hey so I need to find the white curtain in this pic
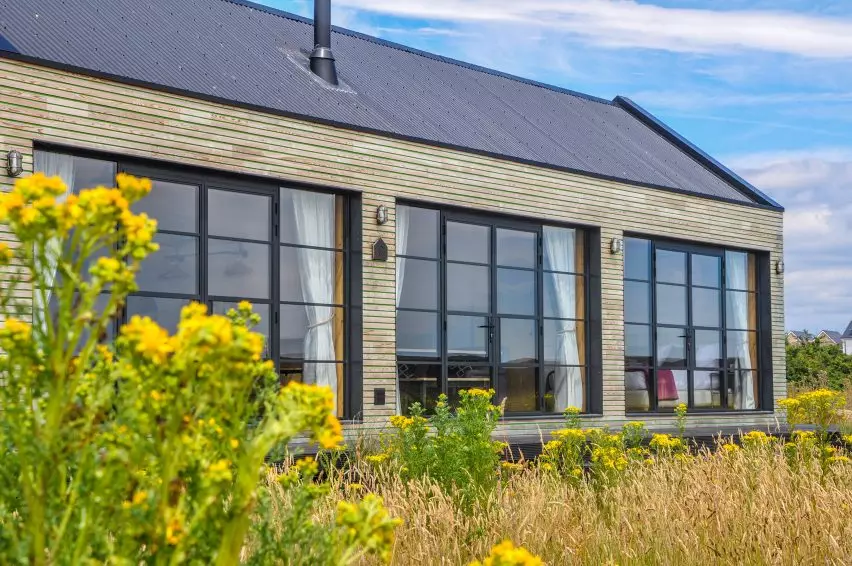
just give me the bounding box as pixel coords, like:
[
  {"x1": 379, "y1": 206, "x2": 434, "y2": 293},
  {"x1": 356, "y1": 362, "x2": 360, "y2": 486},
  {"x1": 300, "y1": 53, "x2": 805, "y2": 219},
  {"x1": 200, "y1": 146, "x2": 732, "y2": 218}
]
[
  {"x1": 32, "y1": 151, "x2": 75, "y2": 332},
  {"x1": 394, "y1": 204, "x2": 410, "y2": 414},
  {"x1": 543, "y1": 227, "x2": 583, "y2": 411},
  {"x1": 291, "y1": 190, "x2": 337, "y2": 404},
  {"x1": 727, "y1": 252, "x2": 755, "y2": 410}
]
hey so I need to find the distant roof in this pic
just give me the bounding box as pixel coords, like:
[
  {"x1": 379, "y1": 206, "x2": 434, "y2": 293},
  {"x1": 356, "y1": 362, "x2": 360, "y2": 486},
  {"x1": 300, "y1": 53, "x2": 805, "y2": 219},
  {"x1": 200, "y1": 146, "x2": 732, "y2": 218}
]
[
  {"x1": 844, "y1": 321, "x2": 852, "y2": 337},
  {"x1": 0, "y1": 0, "x2": 781, "y2": 209},
  {"x1": 819, "y1": 330, "x2": 843, "y2": 343},
  {"x1": 787, "y1": 330, "x2": 810, "y2": 339}
]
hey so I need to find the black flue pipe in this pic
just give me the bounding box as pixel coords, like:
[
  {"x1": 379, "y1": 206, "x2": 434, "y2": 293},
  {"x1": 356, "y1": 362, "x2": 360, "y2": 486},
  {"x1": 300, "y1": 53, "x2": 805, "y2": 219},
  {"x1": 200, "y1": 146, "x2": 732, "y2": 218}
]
[{"x1": 310, "y1": 0, "x2": 339, "y2": 85}]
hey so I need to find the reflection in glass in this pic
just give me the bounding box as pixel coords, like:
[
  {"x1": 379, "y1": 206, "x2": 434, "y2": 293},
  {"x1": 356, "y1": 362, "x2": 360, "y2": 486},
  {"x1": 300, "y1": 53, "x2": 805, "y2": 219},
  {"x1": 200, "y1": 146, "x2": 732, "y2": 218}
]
[
  {"x1": 624, "y1": 280, "x2": 650, "y2": 324},
  {"x1": 624, "y1": 369, "x2": 650, "y2": 412},
  {"x1": 279, "y1": 304, "x2": 343, "y2": 360},
  {"x1": 544, "y1": 366, "x2": 585, "y2": 413},
  {"x1": 447, "y1": 263, "x2": 489, "y2": 312},
  {"x1": 625, "y1": 238, "x2": 650, "y2": 280},
  {"x1": 656, "y1": 369, "x2": 687, "y2": 407},
  {"x1": 126, "y1": 296, "x2": 189, "y2": 334},
  {"x1": 500, "y1": 318, "x2": 536, "y2": 364},
  {"x1": 447, "y1": 316, "x2": 488, "y2": 360},
  {"x1": 133, "y1": 180, "x2": 198, "y2": 233},
  {"x1": 497, "y1": 268, "x2": 535, "y2": 316},
  {"x1": 397, "y1": 258, "x2": 438, "y2": 310},
  {"x1": 280, "y1": 246, "x2": 341, "y2": 303},
  {"x1": 137, "y1": 233, "x2": 198, "y2": 294},
  {"x1": 397, "y1": 205, "x2": 439, "y2": 259},
  {"x1": 395, "y1": 311, "x2": 438, "y2": 358},
  {"x1": 543, "y1": 319, "x2": 585, "y2": 366},
  {"x1": 499, "y1": 366, "x2": 538, "y2": 413},
  {"x1": 208, "y1": 239, "x2": 270, "y2": 300},
  {"x1": 447, "y1": 222, "x2": 490, "y2": 263},
  {"x1": 447, "y1": 365, "x2": 491, "y2": 406},
  {"x1": 213, "y1": 301, "x2": 270, "y2": 356},
  {"x1": 695, "y1": 330, "x2": 721, "y2": 368},
  {"x1": 692, "y1": 288, "x2": 721, "y2": 328},
  {"x1": 693, "y1": 370, "x2": 722, "y2": 408},
  {"x1": 208, "y1": 189, "x2": 270, "y2": 241},
  {"x1": 625, "y1": 324, "x2": 652, "y2": 366},
  {"x1": 656, "y1": 249, "x2": 687, "y2": 284},
  {"x1": 398, "y1": 363, "x2": 441, "y2": 414},
  {"x1": 544, "y1": 273, "x2": 583, "y2": 319},
  {"x1": 692, "y1": 254, "x2": 721, "y2": 288},
  {"x1": 497, "y1": 229, "x2": 536, "y2": 268},
  {"x1": 656, "y1": 284, "x2": 686, "y2": 325},
  {"x1": 657, "y1": 327, "x2": 686, "y2": 368}
]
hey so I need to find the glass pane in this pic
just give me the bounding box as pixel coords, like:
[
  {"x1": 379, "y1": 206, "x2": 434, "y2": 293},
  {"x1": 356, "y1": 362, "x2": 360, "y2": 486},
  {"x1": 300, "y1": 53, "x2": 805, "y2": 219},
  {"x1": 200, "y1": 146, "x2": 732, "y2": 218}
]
[
  {"x1": 398, "y1": 363, "x2": 441, "y2": 415},
  {"x1": 280, "y1": 246, "x2": 342, "y2": 304},
  {"x1": 397, "y1": 258, "x2": 438, "y2": 310},
  {"x1": 695, "y1": 330, "x2": 722, "y2": 368},
  {"x1": 71, "y1": 155, "x2": 117, "y2": 192},
  {"x1": 280, "y1": 187, "x2": 340, "y2": 249},
  {"x1": 692, "y1": 288, "x2": 721, "y2": 328},
  {"x1": 625, "y1": 324, "x2": 651, "y2": 366},
  {"x1": 624, "y1": 281, "x2": 650, "y2": 324},
  {"x1": 544, "y1": 319, "x2": 585, "y2": 366},
  {"x1": 725, "y1": 251, "x2": 756, "y2": 291},
  {"x1": 447, "y1": 316, "x2": 488, "y2": 361},
  {"x1": 625, "y1": 238, "x2": 650, "y2": 280},
  {"x1": 656, "y1": 284, "x2": 686, "y2": 325},
  {"x1": 447, "y1": 222, "x2": 489, "y2": 263},
  {"x1": 137, "y1": 233, "x2": 198, "y2": 294},
  {"x1": 656, "y1": 249, "x2": 686, "y2": 284},
  {"x1": 694, "y1": 370, "x2": 722, "y2": 408},
  {"x1": 126, "y1": 296, "x2": 189, "y2": 334},
  {"x1": 500, "y1": 318, "x2": 536, "y2": 364},
  {"x1": 692, "y1": 254, "x2": 721, "y2": 288},
  {"x1": 657, "y1": 327, "x2": 686, "y2": 368},
  {"x1": 499, "y1": 366, "x2": 538, "y2": 413},
  {"x1": 208, "y1": 189, "x2": 270, "y2": 241},
  {"x1": 279, "y1": 304, "x2": 343, "y2": 361},
  {"x1": 727, "y1": 331, "x2": 758, "y2": 369},
  {"x1": 447, "y1": 263, "x2": 489, "y2": 313},
  {"x1": 544, "y1": 366, "x2": 586, "y2": 413},
  {"x1": 543, "y1": 226, "x2": 583, "y2": 273},
  {"x1": 396, "y1": 311, "x2": 438, "y2": 358},
  {"x1": 133, "y1": 179, "x2": 198, "y2": 233},
  {"x1": 728, "y1": 370, "x2": 759, "y2": 410},
  {"x1": 447, "y1": 365, "x2": 491, "y2": 406},
  {"x1": 212, "y1": 301, "x2": 270, "y2": 357},
  {"x1": 544, "y1": 273, "x2": 584, "y2": 319},
  {"x1": 657, "y1": 369, "x2": 687, "y2": 407},
  {"x1": 497, "y1": 229, "x2": 536, "y2": 268},
  {"x1": 208, "y1": 239, "x2": 269, "y2": 300},
  {"x1": 397, "y1": 205, "x2": 438, "y2": 259},
  {"x1": 497, "y1": 268, "x2": 535, "y2": 316},
  {"x1": 726, "y1": 291, "x2": 757, "y2": 330},
  {"x1": 625, "y1": 369, "x2": 650, "y2": 412}
]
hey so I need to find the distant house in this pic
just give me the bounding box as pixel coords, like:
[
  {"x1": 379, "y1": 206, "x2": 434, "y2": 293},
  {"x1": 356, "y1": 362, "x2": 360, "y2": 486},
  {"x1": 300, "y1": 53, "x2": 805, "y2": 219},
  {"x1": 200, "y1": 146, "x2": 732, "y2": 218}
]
[
  {"x1": 786, "y1": 330, "x2": 812, "y2": 346},
  {"x1": 844, "y1": 322, "x2": 852, "y2": 355},
  {"x1": 817, "y1": 330, "x2": 844, "y2": 346},
  {"x1": 0, "y1": 0, "x2": 785, "y2": 437}
]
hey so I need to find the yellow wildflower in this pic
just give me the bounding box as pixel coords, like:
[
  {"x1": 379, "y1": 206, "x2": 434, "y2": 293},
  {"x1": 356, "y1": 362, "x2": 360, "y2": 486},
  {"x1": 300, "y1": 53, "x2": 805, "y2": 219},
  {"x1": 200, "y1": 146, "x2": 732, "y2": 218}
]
[
  {"x1": 230, "y1": 438, "x2": 240, "y2": 449},
  {"x1": 0, "y1": 243, "x2": 14, "y2": 265},
  {"x1": 121, "y1": 316, "x2": 173, "y2": 364},
  {"x1": 165, "y1": 517, "x2": 184, "y2": 546},
  {"x1": 132, "y1": 491, "x2": 148, "y2": 505},
  {"x1": 470, "y1": 540, "x2": 543, "y2": 566},
  {"x1": 317, "y1": 414, "x2": 344, "y2": 449},
  {"x1": 366, "y1": 453, "x2": 390, "y2": 465}
]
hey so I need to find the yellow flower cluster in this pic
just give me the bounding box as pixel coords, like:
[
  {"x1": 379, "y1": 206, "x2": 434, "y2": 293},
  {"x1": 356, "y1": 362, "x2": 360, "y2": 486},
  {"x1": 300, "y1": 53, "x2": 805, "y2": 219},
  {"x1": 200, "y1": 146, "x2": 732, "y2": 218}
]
[
  {"x1": 366, "y1": 453, "x2": 390, "y2": 465},
  {"x1": 551, "y1": 428, "x2": 586, "y2": 444},
  {"x1": 336, "y1": 494, "x2": 402, "y2": 564},
  {"x1": 0, "y1": 242, "x2": 14, "y2": 265},
  {"x1": 741, "y1": 430, "x2": 775, "y2": 448},
  {"x1": 721, "y1": 443, "x2": 741, "y2": 454},
  {"x1": 278, "y1": 381, "x2": 344, "y2": 450},
  {"x1": 591, "y1": 445, "x2": 628, "y2": 472},
  {"x1": 780, "y1": 389, "x2": 846, "y2": 428},
  {"x1": 844, "y1": 434, "x2": 852, "y2": 446},
  {"x1": 0, "y1": 318, "x2": 32, "y2": 344},
  {"x1": 649, "y1": 433, "x2": 685, "y2": 453},
  {"x1": 501, "y1": 462, "x2": 524, "y2": 473},
  {"x1": 469, "y1": 540, "x2": 543, "y2": 566},
  {"x1": 389, "y1": 414, "x2": 427, "y2": 431},
  {"x1": 464, "y1": 388, "x2": 496, "y2": 400},
  {"x1": 121, "y1": 316, "x2": 173, "y2": 364}
]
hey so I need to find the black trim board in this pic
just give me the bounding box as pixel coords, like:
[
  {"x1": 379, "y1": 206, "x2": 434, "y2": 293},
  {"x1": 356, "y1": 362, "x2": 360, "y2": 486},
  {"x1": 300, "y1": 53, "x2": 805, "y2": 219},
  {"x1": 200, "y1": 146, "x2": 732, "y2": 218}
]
[{"x1": 1, "y1": 50, "x2": 782, "y2": 213}]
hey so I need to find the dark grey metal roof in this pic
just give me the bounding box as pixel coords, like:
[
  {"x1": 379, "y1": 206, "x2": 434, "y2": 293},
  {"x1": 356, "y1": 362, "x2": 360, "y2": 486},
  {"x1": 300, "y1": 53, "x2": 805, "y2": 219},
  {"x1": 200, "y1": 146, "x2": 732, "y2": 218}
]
[
  {"x1": 843, "y1": 321, "x2": 852, "y2": 338},
  {"x1": 820, "y1": 330, "x2": 843, "y2": 343},
  {"x1": 0, "y1": 0, "x2": 781, "y2": 208}
]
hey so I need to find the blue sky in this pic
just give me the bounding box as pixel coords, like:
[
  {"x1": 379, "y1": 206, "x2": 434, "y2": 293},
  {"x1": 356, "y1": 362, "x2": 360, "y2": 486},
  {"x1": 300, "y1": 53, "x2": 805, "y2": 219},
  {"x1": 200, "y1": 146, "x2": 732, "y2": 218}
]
[{"x1": 264, "y1": 0, "x2": 852, "y2": 334}]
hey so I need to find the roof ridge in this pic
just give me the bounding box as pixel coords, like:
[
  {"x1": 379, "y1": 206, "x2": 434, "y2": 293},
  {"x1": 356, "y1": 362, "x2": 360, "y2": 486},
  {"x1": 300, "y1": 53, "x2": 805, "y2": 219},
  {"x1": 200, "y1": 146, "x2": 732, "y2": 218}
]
[{"x1": 219, "y1": 0, "x2": 613, "y2": 105}]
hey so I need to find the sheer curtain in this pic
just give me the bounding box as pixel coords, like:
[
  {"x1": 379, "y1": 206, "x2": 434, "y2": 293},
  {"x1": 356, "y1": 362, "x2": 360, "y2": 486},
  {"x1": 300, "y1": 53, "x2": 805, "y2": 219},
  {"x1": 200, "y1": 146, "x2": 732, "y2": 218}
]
[
  {"x1": 394, "y1": 204, "x2": 410, "y2": 414},
  {"x1": 727, "y1": 253, "x2": 755, "y2": 410},
  {"x1": 292, "y1": 190, "x2": 337, "y2": 404},
  {"x1": 543, "y1": 227, "x2": 582, "y2": 411},
  {"x1": 32, "y1": 151, "x2": 75, "y2": 332}
]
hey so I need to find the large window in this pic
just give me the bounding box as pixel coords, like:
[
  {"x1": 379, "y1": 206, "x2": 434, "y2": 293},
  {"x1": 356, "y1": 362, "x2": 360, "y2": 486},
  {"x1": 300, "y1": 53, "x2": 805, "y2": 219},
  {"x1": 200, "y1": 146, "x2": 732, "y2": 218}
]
[
  {"x1": 34, "y1": 149, "x2": 361, "y2": 418},
  {"x1": 624, "y1": 237, "x2": 764, "y2": 412},
  {"x1": 396, "y1": 204, "x2": 595, "y2": 416}
]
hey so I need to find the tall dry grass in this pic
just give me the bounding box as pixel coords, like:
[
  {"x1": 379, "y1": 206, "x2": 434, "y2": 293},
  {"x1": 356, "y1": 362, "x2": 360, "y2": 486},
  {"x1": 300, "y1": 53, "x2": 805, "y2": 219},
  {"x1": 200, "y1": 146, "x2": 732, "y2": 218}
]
[{"x1": 271, "y1": 450, "x2": 852, "y2": 565}]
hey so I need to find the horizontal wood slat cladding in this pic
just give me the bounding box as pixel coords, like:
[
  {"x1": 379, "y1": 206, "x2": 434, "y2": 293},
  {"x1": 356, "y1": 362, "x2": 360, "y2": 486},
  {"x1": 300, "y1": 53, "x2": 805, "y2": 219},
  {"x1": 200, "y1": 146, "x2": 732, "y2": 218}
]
[{"x1": 0, "y1": 58, "x2": 785, "y2": 434}]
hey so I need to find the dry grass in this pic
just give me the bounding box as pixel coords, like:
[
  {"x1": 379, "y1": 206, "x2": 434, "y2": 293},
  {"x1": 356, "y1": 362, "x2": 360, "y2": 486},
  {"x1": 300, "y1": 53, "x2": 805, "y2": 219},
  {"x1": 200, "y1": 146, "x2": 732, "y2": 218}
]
[{"x1": 291, "y1": 450, "x2": 852, "y2": 565}]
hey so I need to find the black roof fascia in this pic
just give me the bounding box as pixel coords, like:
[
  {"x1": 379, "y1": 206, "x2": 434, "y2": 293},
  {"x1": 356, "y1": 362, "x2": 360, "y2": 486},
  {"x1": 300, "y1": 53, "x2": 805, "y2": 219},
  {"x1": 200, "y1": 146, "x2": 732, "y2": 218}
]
[
  {"x1": 613, "y1": 96, "x2": 783, "y2": 211},
  {"x1": 0, "y1": 49, "x2": 781, "y2": 213}
]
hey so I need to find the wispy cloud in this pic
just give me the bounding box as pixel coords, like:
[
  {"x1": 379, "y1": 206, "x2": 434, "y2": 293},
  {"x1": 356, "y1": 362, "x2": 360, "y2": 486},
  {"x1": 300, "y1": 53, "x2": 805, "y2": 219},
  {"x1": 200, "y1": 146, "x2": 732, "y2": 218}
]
[{"x1": 333, "y1": 0, "x2": 852, "y2": 59}]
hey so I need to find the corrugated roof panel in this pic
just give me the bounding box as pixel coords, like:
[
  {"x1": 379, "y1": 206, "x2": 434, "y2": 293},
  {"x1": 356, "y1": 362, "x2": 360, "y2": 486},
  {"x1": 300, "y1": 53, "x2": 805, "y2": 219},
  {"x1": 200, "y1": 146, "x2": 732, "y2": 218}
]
[{"x1": 0, "y1": 0, "x2": 764, "y2": 204}]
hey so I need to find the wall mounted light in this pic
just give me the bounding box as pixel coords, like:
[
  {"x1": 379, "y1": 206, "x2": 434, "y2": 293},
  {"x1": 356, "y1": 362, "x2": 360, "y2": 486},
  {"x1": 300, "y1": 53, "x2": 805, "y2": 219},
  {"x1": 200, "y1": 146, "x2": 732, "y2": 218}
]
[
  {"x1": 6, "y1": 149, "x2": 23, "y2": 177},
  {"x1": 610, "y1": 237, "x2": 624, "y2": 255},
  {"x1": 776, "y1": 260, "x2": 785, "y2": 275},
  {"x1": 376, "y1": 204, "x2": 388, "y2": 225}
]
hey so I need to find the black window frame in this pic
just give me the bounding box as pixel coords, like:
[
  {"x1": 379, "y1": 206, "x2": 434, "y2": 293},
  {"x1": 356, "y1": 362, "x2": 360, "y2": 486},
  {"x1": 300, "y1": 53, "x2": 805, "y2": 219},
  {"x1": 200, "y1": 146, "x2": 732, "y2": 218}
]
[
  {"x1": 624, "y1": 235, "x2": 773, "y2": 414},
  {"x1": 396, "y1": 201, "x2": 602, "y2": 417},
  {"x1": 34, "y1": 144, "x2": 363, "y2": 420}
]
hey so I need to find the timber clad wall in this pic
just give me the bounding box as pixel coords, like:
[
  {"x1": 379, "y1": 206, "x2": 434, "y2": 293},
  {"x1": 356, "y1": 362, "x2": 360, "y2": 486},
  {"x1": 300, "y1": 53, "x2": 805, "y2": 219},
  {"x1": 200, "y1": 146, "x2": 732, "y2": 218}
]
[{"x1": 0, "y1": 58, "x2": 786, "y2": 436}]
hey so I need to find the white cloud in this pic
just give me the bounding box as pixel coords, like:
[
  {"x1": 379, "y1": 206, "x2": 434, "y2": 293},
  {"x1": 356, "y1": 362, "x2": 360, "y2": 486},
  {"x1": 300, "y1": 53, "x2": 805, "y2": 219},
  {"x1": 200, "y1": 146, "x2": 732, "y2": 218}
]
[{"x1": 333, "y1": 0, "x2": 852, "y2": 59}]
